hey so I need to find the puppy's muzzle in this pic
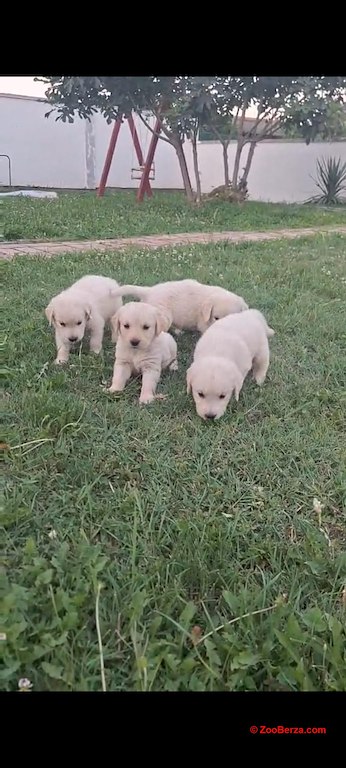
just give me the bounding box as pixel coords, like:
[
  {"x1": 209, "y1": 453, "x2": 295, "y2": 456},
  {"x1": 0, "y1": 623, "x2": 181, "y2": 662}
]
[
  {"x1": 69, "y1": 336, "x2": 78, "y2": 343},
  {"x1": 130, "y1": 339, "x2": 140, "y2": 347},
  {"x1": 205, "y1": 413, "x2": 216, "y2": 420}
]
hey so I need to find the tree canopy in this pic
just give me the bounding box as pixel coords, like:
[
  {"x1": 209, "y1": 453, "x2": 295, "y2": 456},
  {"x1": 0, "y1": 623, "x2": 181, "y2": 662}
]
[{"x1": 37, "y1": 76, "x2": 346, "y2": 200}]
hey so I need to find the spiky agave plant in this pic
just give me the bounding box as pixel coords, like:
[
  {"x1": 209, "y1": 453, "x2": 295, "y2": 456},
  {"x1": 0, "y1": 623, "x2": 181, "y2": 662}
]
[{"x1": 308, "y1": 156, "x2": 346, "y2": 205}]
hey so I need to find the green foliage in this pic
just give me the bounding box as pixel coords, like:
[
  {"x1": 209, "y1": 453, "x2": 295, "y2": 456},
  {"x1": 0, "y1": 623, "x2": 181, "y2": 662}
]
[
  {"x1": 308, "y1": 157, "x2": 346, "y2": 205},
  {"x1": 37, "y1": 76, "x2": 346, "y2": 145},
  {"x1": 284, "y1": 82, "x2": 346, "y2": 144},
  {"x1": 199, "y1": 118, "x2": 238, "y2": 143}
]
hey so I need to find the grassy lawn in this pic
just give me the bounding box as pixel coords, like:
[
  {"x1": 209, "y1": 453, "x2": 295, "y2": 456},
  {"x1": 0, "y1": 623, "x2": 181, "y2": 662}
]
[
  {"x1": 3, "y1": 234, "x2": 346, "y2": 692},
  {"x1": 2, "y1": 190, "x2": 346, "y2": 241}
]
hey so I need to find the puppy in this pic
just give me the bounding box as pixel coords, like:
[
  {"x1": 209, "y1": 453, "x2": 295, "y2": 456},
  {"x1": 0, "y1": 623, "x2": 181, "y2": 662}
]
[
  {"x1": 45, "y1": 275, "x2": 122, "y2": 364},
  {"x1": 111, "y1": 279, "x2": 248, "y2": 334},
  {"x1": 109, "y1": 302, "x2": 178, "y2": 404},
  {"x1": 187, "y1": 309, "x2": 275, "y2": 420}
]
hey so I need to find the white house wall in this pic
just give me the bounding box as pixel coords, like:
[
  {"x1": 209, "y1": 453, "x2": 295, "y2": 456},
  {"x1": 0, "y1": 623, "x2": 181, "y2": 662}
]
[
  {"x1": 1, "y1": 94, "x2": 346, "y2": 203},
  {"x1": 0, "y1": 95, "x2": 86, "y2": 188},
  {"x1": 194, "y1": 140, "x2": 346, "y2": 202}
]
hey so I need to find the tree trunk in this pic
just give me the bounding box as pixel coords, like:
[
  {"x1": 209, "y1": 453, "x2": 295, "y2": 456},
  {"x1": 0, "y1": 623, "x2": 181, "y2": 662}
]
[
  {"x1": 173, "y1": 138, "x2": 195, "y2": 202},
  {"x1": 222, "y1": 142, "x2": 230, "y2": 187},
  {"x1": 240, "y1": 141, "x2": 257, "y2": 188},
  {"x1": 138, "y1": 113, "x2": 195, "y2": 202},
  {"x1": 191, "y1": 130, "x2": 202, "y2": 204},
  {"x1": 232, "y1": 138, "x2": 244, "y2": 189}
]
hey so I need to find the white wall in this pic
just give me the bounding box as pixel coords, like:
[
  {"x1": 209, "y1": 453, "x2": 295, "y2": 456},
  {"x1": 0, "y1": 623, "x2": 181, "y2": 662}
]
[
  {"x1": 0, "y1": 95, "x2": 86, "y2": 188},
  {"x1": 1, "y1": 94, "x2": 346, "y2": 202},
  {"x1": 196, "y1": 140, "x2": 346, "y2": 202}
]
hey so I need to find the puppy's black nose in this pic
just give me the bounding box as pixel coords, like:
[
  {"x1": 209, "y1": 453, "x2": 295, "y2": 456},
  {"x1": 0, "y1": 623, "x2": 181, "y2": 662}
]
[
  {"x1": 69, "y1": 336, "x2": 78, "y2": 342},
  {"x1": 130, "y1": 339, "x2": 140, "y2": 347},
  {"x1": 205, "y1": 413, "x2": 216, "y2": 420}
]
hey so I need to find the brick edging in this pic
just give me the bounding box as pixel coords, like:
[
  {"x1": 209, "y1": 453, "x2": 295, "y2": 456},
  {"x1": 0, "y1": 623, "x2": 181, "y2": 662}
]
[{"x1": 1, "y1": 225, "x2": 346, "y2": 260}]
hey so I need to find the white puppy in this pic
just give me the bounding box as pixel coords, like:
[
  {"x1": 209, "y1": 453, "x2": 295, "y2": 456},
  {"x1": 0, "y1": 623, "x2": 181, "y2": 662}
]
[
  {"x1": 109, "y1": 302, "x2": 178, "y2": 404},
  {"x1": 187, "y1": 309, "x2": 275, "y2": 420},
  {"x1": 45, "y1": 275, "x2": 122, "y2": 364},
  {"x1": 111, "y1": 279, "x2": 248, "y2": 334}
]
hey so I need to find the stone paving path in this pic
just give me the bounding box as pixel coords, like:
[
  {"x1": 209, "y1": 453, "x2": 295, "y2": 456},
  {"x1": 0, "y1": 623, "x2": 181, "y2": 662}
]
[{"x1": 1, "y1": 225, "x2": 346, "y2": 260}]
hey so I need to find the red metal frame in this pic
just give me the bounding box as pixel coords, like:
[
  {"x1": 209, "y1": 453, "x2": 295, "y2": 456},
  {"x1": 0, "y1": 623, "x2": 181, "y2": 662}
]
[
  {"x1": 97, "y1": 113, "x2": 157, "y2": 199},
  {"x1": 127, "y1": 114, "x2": 152, "y2": 197},
  {"x1": 136, "y1": 117, "x2": 162, "y2": 202},
  {"x1": 97, "y1": 118, "x2": 122, "y2": 198}
]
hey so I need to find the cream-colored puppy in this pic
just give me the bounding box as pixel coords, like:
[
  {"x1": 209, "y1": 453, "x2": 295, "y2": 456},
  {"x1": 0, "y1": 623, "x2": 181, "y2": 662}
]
[
  {"x1": 45, "y1": 275, "x2": 122, "y2": 364},
  {"x1": 109, "y1": 302, "x2": 178, "y2": 404},
  {"x1": 187, "y1": 309, "x2": 275, "y2": 420},
  {"x1": 111, "y1": 279, "x2": 248, "y2": 334}
]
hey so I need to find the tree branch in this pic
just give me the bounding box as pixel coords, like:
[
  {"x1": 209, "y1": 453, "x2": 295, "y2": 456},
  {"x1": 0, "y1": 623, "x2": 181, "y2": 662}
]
[
  {"x1": 136, "y1": 110, "x2": 172, "y2": 145},
  {"x1": 240, "y1": 104, "x2": 284, "y2": 145},
  {"x1": 238, "y1": 106, "x2": 247, "y2": 137},
  {"x1": 260, "y1": 117, "x2": 283, "y2": 138},
  {"x1": 126, "y1": 92, "x2": 174, "y2": 144},
  {"x1": 244, "y1": 102, "x2": 279, "y2": 140},
  {"x1": 256, "y1": 106, "x2": 282, "y2": 134},
  {"x1": 208, "y1": 122, "x2": 229, "y2": 148},
  {"x1": 229, "y1": 105, "x2": 240, "y2": 140}
]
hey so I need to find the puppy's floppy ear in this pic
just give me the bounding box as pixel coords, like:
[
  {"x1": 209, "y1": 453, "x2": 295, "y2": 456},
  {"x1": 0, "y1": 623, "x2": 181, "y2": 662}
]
[
  {"x1": 110, "y1": 308, "x2": 122, "y2": 342},
  {"x1": 45, "y1": 301, "x2": 55, "y2": 326},
  {"x1": 186, "y1": 364, "x2": 195, "y2": 394},
  {"x1": 201, "y1": 300, "x2": 213, "y2": 324},
  {"x1": 155, "y1": 309, "x2": 171, "y2": 336},
  {"x1": 84, "y1": 304, "x2": 92, "y2": 321}
]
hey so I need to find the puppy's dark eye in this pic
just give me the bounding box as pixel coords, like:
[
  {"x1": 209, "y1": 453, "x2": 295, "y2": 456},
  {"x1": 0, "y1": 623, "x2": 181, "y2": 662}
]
[
  {"x1": 143, "y1": 325, "x2": 150, "y2": 330},
  {"x1": 214, "y1": 316, "x2": 219, "y2": 320},
  {"x1": 60, "y1": 322, "x2": 66, "y2": 327},
  {"x1": 198, "y1": 392, "x2": 205, "y2": 398},
  {"x1": 123, "y1": 323, "x2": 130, "y2": 329},
  {"x1": 77, "y1": 321, "x2": 82, "y2": 326},
  {"x1": 219, "y1": 394, "x2": 226, "y2": 399}
]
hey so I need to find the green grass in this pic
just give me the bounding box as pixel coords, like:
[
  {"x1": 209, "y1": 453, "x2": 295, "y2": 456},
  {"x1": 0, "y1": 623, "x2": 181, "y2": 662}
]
[
  {"x1": 2, "y1": 234, "x2": 346, "y2": 692},
  {"x1": 2, "y1": 190, "x2": 346, "y2": 241}
]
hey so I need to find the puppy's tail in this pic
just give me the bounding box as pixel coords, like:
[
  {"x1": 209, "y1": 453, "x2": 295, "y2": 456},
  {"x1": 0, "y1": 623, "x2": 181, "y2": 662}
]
[
  {"x1": 110, "y1": 284, "x2": 149, "y2": 301},
  {"x1": 263, "y1": 316, "x2": 275, "y2": 337},
  {"x1": 253, "y1": 309, "x2": 275, "y2": 337}
]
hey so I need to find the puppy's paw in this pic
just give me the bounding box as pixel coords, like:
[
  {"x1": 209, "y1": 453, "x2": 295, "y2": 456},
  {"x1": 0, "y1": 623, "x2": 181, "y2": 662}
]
[
  {"x1": 54, "y1": 357, "x2": 68, "y2": 365},
  {"x1": 139, "y1": 393, "x2": 155, "y2": 405},
  {"x1": 254, "y1": 374, "x2": 266, "y2": 386},
  {"x1": 108, "y1": 385, "x2": 123, "y2": 393},
  {"x1": 169, "y1": 359, "x2": 178, "y2": 371},
  {"x1": 90, "y1": 345, "x2": 102, "y2": 355}
]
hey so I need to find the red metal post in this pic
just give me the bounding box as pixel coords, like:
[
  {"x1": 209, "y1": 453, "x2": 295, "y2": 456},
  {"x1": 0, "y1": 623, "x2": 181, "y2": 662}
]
[
  {"x1": 136, "y1": 117, "x2": 162, "y2": 202},
  {"x1": 97, "y1": 116, "x2": 122, "y2": 197},
  {"x1": 127, "y1": 114, "x2": 152, "y2": 197}
]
